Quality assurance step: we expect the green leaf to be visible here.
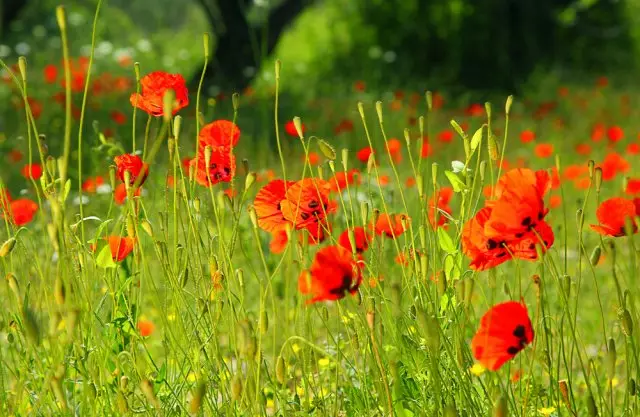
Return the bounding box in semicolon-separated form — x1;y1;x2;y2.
437;229;456;254
444;170;465;192
470;125;484;152
62;179;72;203
96;245;117;269
317;139;336;160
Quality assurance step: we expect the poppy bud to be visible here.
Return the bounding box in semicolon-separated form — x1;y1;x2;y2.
231;374;243;400
605;338;616;379
141;380;159;408
259;309;268;335
366;297;375;332
425;91;433;111
248;206;258;229
328;160;335;173
341;148;349;171
420;252;428;283
416;174;424;197
140;220;153;237
56;5;66;30
488;133;499;161
318;140;336;161
6;273;20;301
274;59;281;79
54;277;65;305
242;158;249;174
559;380;571;410
167;137;175;161
479;160;487;182
619;308;633;336
232;92;240;112
0;237;16;257
465;278;475;306
126;215;136;239
275;355;286;385
366;153;375;174
484;102;492;119
631;378;637;396
236;268;244;288
576;208;584;229
505;95;513;115
116;391;129;413
588;159;595;178
120;375;130;392
189;382;206;414
360;201;369;226
375;101;383;124
586;394;598;416
18;56;27;82
493;395;507;417
162;88;175;122
455;279;466;303
316;164;324;180
193;197;201;214
431;163;438;186
203;32;210;60
173;115;182;139
293;117;304;139
590;245;601;266
244;172;256;192
450;120;465;139
403;128;411;148
594;167;603;193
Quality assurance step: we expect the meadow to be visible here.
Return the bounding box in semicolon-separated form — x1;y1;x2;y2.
2;4;640;417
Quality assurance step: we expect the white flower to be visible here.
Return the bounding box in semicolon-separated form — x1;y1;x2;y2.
136;39;152;53
14;42;31;56
96;184;112;194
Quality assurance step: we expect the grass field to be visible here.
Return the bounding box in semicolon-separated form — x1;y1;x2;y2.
3;5;640;417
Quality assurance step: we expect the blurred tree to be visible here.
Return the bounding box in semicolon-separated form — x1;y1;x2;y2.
193;0;308;93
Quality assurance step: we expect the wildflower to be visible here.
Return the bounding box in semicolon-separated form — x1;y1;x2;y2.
279;178;337;232
472;301;534;371
137;320;155;337
591;123;606;142
189;148;236;187
107;236;135;262
114;154;149;187
130;71;189;117
575;143;591;156
43;64;58;84
3;199;38;226
465;103;484;117
534;143;554;158
437;129;454;143
285;120;303;137
114;183;141;205
269;229;289;254
82;176;105;193
338;226;371;254
334;119;354;135
356;147;373;163
298;245;362;303
386;138;402;163
599;152;629;181
328;169;360;192
21;163;43;180
198;120;240;149
110;110;127;125
306;152;320;166
590;197;637;237
428;187;453;229
520;130;535;144
607;126;624;143
626;179;640;195
373;213;410;238
254;180;295;233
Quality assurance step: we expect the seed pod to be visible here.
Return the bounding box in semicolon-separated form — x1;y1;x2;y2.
231;375;243;400
293;117;304;138
232;92;240;112
488;134;499;161
275;355;286;385
140;220;153;237
248;206;258;229
605;338;616;379
590;246;602;266
505;95;514;115
425;91;433;111
586;394;598;416
163;88;175;122
173;115;182;139
189;382;206;414
619;308;633;336
594;167;603;193
259;309;269;335
366;153;375;174
245;172;256;191
0;238;16;257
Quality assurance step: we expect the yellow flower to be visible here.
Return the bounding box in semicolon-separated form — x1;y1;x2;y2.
538;407;556;416
292;343;301;353
469;363;486;376
296;385;305;396
318;358;330;368
187;372;196;383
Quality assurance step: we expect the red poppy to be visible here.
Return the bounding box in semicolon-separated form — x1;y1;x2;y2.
591;123;606;142
114;154;149;186
306;152;320;166
21;163;43;180
590;197;637;237
189;148;236;187
269;229;289;254
607;126;624;143
549;195;562;208
575;143;591;156
627;143;640;155
279;178;337;231
44;64;58;84
472;301;534;371
114;183;141;205
198;120;240;149
357;147;373;163
107;236;135;262
334;119;354;135
285;120;303;137
7;149;23;163
2;198;38;226
465;103;484;117
329;169;360;192
82;176;105;193
298;245;362;303
438;129;454;143
627;179;640;195
110;110;127;125
137;320;155;337
338;226;371;254
372;213;410;238
599;152;629;181
428;187;454;228
520;130;535;144
534;143;554;158
353;80;366;92
420;141;433;158
254;180;295;233
386;138;402;163
130;71;189;117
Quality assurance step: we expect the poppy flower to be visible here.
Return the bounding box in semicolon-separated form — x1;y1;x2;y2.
329;169;360;192
353;80;366;92
607;126;624;143
114;154;149;187
357;147;374;163
520;130;535;144
549;195;562;208
627;143;640;155
7;149;23;163
466;103;484;117
627;179;640;195
137;320;155;337
575;143;591;156
599;152;629;181
2;198;38;226
110;110;127;125
285;120;303;137
21;163;43;180
114;183;141;205
373;213;410;238
386;138;402;163
428;187;454;228
190;148;236;187
279;178;337;231
130;71;189;117
534;143;554;158
82;176;105;193
338;226;371;254
254;180;295;233
107;236;135;262
471;301;534;371
420;141;433;158
306;152;320;166
44;64;58;84
298;245;362;303
590;197;637;237
438;130;454;143
198;120;240;149
591;123;605;142
269;229;289;254
334;119;354;135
